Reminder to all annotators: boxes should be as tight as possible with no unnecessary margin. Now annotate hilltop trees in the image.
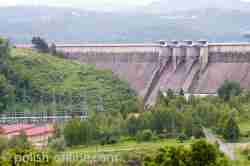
[31,37,65,58]
[32,37,50,53]
[0,38,10,59]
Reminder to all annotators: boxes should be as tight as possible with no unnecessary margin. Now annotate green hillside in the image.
[0,46,137,114]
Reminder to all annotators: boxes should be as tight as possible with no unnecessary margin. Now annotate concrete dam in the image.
[53,41,250,105]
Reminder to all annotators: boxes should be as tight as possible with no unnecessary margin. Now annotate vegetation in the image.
[136,129,154,142]
[63,119,95,146]
[0,136,9,154]
[0,148,54,166]
[7,131,31,150]
[0,39,137,115]
[56,80,250,149]
[1,37,250,165]
[48,137,66,152]
[223,117,240,142]
[217,80,242,101]
[0,131,54,166]
[31,37,50,53]
[144,140,230,166]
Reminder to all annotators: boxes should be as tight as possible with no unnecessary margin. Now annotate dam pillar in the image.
[160,45,172,61]
[198,40,209,73]
[183,41,199,69]
[172,48,178,71]
[172,42,186,71]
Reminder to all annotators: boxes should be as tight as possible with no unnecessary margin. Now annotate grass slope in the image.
[5,48,137,113]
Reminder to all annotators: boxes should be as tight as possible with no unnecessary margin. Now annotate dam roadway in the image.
[17,41,250,106]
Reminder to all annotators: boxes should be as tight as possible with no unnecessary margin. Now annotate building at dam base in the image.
[18,41,250,105]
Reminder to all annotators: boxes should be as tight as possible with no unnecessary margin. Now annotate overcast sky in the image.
[1,0,250,10]
[0,0,156,9]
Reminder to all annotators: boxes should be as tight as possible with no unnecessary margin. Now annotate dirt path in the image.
[203,128,236,160]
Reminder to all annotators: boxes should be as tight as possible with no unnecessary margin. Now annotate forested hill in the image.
[2,6,250,43]
[0,41,137,114]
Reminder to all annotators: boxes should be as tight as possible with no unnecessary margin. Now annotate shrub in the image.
[100,133,118,145]
[177,133,188,143]
[8,131,31,149]
[158,132,177,139]
[136,129,153,142]
[241,145,250,158]
[48,137,66,152]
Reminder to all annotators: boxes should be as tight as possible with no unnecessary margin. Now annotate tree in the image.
[126,116,143,136]
[223,117,240,142]
[191,123,205,139]
[0,38,10,61]
[63,119,82,146]
[0,74,14,112]
[48,137,66,152]
[191,140,218,166]
[31,37,49,53]
[179,88,185,96]
[167,89,175,99]
[0,38,10,75]
[50,43,57,55]
[63,119,95,146]
[218,80,242,101]
[144,146,191,166]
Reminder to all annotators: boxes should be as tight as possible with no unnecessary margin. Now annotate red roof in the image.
[0,124,34,134]
[25,126,54,137]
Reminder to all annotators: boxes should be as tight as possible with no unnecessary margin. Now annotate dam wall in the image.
[208,43,250,63]
[16,42,250,105]
[192,43,250,94]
